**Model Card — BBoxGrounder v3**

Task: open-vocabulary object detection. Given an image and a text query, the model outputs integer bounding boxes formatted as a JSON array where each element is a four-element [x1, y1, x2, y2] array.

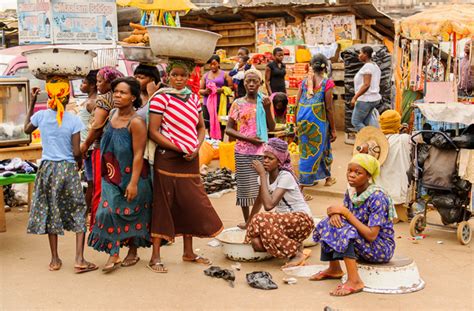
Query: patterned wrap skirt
[[151, 149, 224, 242], [235, 153, 263, 207], [27, 160, 87, 235], [245, 212, 314, 258]]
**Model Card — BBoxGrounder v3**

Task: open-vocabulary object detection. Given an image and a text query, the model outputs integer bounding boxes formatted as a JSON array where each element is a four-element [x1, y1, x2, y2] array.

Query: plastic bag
[[219, 141, 236, 172], [296, 49, 311, 63], [199, 141, 215, 167], [204, 266, 235, 287], [246, 271, 278, 290]]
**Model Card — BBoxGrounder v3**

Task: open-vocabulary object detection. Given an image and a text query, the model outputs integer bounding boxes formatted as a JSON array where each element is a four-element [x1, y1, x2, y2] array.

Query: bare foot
[[282, 251, 306, 269], [330, 280, 364, 296], [49, 258, 62, 271], [309, 267, 344, 281]]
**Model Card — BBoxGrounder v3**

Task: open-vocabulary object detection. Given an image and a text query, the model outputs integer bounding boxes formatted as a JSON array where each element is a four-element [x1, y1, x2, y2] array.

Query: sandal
[[147, 262, 168, 273], [49, 260, 62, 271], [330, 284, 364, 296], [74, 262, 98, 274], [121, 257, 140, 267], [309, 271, 345, 281], [182, 255, 212, 265], [304, 194, 313, 202], [102, 259, 122, 273], [324, 177, 337, 187]]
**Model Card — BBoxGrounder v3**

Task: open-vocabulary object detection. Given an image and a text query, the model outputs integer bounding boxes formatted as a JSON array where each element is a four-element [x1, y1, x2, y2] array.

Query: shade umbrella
[[399, 4, 474, 41]]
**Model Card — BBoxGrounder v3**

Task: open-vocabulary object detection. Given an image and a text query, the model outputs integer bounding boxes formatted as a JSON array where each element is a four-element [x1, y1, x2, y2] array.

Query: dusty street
[[1, 139, 472, 311]]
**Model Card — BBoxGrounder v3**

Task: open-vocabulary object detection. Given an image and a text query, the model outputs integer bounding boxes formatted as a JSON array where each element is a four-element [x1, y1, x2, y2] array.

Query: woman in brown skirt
[[147, 59, 223, 273], [245, 138, 314, 269]]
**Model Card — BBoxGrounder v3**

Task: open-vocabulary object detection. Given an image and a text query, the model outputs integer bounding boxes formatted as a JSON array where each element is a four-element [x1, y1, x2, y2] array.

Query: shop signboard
[[18, 0, 118, 45], [17, 0, 54, 45]]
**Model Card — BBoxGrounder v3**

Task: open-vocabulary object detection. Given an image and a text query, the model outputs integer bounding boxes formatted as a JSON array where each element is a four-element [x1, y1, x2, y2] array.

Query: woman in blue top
[[24, 77, 97, 274]]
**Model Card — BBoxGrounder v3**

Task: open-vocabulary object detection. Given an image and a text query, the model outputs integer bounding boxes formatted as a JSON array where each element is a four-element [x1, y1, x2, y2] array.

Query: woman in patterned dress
[[311, 153, 396, 296], [296, 54, 337, 188], [245, 138, 314, 269], [88, 77, 152, 272], [25, 78, 97, 273]]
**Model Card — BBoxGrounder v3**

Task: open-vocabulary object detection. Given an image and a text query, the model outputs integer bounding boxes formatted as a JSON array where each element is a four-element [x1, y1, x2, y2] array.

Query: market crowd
[[22, 44, 425, 297]]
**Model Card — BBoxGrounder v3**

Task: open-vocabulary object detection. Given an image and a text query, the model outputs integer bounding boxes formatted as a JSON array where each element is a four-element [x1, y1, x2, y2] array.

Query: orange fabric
[[46, 76, 70, 126]]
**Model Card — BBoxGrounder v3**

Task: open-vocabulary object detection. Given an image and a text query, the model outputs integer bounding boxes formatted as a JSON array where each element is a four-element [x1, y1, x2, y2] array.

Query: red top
[[149, 93, 202, 154]]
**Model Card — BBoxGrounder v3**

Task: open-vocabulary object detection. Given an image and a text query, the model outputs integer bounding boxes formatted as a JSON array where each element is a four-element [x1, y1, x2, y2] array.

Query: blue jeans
[[320, 241, 357, 261], [351, 100, 380, 131]]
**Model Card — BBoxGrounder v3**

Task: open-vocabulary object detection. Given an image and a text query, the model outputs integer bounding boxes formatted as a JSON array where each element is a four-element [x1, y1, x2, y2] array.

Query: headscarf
[[380, 110, 401, 135], [98, 66, 124, 84], [264, 138, 301, 188], [349, 153, 380, 182], [244, 69, 268, 142], [167, 58, 196, 75], [46, 76, 70, 127], [348, 153, 396, 220]]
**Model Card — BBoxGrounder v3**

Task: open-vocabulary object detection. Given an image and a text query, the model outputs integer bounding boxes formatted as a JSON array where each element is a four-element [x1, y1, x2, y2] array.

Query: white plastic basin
[[215, 227, 272, 262]]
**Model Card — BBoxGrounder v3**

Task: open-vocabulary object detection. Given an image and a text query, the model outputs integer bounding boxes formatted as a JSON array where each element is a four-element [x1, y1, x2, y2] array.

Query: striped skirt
[[235, 153, 263, 207]]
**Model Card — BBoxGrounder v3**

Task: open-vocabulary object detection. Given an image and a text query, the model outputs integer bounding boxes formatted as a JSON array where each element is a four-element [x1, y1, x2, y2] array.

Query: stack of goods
[[201, 168, 236, 195], [286, 96, 297, 134], [0, 158, 38, 177], [119, 23, 150, 46], [287, 63, 308, 88], [250, 52, 274, 65], [341, 45, 392, 132]]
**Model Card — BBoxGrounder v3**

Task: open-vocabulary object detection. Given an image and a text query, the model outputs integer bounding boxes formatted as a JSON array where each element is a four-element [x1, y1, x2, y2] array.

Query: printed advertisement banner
[[18, 0, 53, 45], [18, 0, 118, 45]]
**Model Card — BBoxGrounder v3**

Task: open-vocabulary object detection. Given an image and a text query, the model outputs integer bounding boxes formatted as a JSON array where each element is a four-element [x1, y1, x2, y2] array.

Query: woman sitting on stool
[[311, 153, 396, 296]]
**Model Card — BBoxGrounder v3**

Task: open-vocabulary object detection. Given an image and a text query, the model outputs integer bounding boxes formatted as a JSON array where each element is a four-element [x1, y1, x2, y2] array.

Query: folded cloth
[[219, 86, 233, 125]]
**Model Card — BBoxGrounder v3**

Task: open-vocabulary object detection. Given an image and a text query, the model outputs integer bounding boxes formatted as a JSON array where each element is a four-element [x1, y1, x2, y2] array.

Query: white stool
[[342, 255, 425, 294]]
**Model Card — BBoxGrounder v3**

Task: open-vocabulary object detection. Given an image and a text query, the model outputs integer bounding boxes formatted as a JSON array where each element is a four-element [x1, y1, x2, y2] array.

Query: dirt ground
[[1, 138, 473, 310]]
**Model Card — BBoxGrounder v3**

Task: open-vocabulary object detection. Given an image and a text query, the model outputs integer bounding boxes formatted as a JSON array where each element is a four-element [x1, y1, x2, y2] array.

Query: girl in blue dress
[[311, 153, 396, 296]]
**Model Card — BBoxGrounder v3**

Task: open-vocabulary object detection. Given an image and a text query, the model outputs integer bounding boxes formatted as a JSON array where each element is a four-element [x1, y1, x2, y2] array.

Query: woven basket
[[290, 153, 300, 178]]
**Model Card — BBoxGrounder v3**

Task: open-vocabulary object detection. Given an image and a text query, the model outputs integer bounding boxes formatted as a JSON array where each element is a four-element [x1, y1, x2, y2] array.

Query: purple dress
[[313, 190, 395, 263], [203, 70, 226, 107]]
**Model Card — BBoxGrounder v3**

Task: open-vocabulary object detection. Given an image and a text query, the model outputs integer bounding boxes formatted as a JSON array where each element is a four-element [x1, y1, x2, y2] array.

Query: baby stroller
[[408, 130, 472, 245]]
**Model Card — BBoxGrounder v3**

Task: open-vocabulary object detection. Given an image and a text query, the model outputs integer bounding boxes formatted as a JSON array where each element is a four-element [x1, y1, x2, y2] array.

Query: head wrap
[[380, 110, 402, 135], [244, 68, 263, 81], [349, 153, 380, 182], [98, 66, 124, 84], [263, 138, 299, 185], [167, 58, 196, 75], [46, 76, 70, 127]]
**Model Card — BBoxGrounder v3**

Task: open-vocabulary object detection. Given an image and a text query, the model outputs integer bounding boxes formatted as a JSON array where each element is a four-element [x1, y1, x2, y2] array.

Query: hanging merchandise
[[332, 15, 357, 41]]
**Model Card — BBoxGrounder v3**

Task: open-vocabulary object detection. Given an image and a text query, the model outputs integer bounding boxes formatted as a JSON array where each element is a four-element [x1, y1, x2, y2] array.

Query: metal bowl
[[22, 47, 97, 80], [215, 227, 273, 262], [146, 26, 222, 64], [122, 46, 162, 64]]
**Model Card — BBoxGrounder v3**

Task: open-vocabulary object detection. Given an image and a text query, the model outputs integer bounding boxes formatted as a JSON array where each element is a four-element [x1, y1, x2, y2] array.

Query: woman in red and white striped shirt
[[147, 59, 223, 273]]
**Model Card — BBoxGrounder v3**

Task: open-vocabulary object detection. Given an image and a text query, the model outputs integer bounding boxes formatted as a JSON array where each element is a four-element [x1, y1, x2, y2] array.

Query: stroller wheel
[[409, 214, 425, 237], [456, 221, 472, 245]]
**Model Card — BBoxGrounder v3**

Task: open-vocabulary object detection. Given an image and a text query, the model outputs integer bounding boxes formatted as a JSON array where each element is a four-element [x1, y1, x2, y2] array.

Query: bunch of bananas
[[288, 142, 299, 155]]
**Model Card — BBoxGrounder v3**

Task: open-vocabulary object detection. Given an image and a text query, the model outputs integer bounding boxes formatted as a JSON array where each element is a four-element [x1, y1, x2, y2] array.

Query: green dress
[[88, 111, 152, 255]]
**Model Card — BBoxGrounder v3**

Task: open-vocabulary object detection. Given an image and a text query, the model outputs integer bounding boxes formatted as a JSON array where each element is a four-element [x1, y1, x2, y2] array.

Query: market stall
[[180, 0, 394, 139]]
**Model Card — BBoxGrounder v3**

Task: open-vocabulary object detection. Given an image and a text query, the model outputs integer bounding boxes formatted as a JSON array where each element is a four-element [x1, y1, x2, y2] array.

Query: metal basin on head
[[146, 26, 222, 64]]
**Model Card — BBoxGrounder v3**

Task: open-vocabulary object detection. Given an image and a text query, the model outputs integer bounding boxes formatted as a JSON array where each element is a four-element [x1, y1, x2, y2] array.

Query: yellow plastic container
[[219, 141, 236, 172], [199, 141, 215, 167]]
